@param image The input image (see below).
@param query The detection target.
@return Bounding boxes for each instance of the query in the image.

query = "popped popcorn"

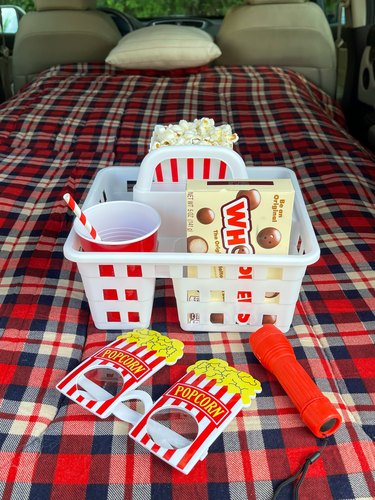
[150,117,239,150]
[117,328,184,365]
[187,358,261,405]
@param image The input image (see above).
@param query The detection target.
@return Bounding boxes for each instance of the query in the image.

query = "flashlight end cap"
[301,397,342,438]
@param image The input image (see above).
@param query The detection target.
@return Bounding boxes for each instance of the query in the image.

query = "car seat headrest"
[34,0,96,11]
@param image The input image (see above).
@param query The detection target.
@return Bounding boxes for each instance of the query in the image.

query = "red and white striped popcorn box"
[56,329,184,420]
[129,358,262,474]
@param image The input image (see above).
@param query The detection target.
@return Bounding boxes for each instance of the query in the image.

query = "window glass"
[0,7,19,33]
[97,0,243,17]
[5,1,33,13]
[324,0,342,24]
[5,0,342,22]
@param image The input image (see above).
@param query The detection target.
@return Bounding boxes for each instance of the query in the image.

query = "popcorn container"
[57,337,261,475]
[56,329,184,420]
[129,358,261,474]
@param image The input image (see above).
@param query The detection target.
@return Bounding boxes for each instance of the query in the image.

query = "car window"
[6,0,342,23]
[97,0,243,18]
[0,7,20,33]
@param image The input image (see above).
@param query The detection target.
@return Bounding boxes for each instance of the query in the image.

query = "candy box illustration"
[186,178,295,256]
[129,358,262,474]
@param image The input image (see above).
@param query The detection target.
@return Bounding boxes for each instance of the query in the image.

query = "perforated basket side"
[77,260,156,330]
[172,260,307,332]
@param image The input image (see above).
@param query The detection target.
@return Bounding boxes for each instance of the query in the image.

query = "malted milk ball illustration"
[196,207,215,224]
[257,227,281,249]
[236,189,261,210]
[187,236,209,253]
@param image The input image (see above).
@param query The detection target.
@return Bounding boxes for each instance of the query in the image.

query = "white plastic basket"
[64,146,320,332]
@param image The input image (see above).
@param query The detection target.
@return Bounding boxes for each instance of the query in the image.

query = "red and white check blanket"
[0,63,374,499]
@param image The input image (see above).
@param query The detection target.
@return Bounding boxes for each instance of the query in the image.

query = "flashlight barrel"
[250,325,342,438]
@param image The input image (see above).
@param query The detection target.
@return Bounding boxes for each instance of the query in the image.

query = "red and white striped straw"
[63,193,101,241]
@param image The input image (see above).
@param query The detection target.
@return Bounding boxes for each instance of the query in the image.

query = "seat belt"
[0,9,13,100]
[335,0,350,101]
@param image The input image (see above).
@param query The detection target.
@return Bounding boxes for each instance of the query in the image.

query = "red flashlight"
[249,324,342,438]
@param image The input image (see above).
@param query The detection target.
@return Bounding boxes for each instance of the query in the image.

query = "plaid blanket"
[0,63,374,500]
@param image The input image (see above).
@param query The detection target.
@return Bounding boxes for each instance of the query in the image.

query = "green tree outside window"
[3,0,342,20]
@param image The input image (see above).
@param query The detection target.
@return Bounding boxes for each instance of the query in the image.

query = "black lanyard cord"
[272,438,329,500]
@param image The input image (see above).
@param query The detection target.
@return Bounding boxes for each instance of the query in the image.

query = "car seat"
[215,0,337,96]
[12,0,121,92]
[357,25,375,149]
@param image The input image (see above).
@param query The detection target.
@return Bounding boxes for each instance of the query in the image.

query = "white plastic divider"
[133,146,248,241]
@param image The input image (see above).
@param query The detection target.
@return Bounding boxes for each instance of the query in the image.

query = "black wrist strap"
[272,438,329,500]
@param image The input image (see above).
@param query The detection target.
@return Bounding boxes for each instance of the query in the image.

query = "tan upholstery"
[13,0,121,92]
[216,0,337,96]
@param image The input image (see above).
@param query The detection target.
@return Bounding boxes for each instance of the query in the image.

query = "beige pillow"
[105,25,222,70]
